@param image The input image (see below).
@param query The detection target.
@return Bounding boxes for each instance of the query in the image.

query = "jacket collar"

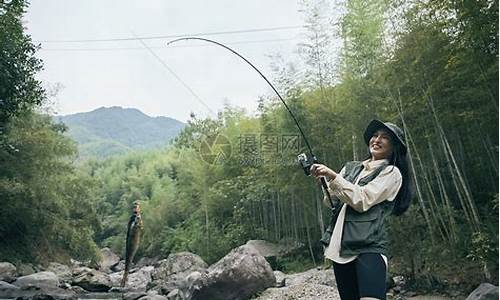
[362,158,389,171]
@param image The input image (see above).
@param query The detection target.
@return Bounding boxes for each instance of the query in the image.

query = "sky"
[25,1,308,122]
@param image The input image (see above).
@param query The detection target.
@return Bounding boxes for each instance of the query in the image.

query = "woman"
[310,120,414,300]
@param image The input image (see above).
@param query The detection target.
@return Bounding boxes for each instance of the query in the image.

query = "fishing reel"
[297,153,335,209]
[297,153,318,176]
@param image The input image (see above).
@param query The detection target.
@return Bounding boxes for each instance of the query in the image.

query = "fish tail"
[121,267,129,287]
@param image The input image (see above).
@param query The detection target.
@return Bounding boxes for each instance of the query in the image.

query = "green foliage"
[467,232,496,264]
[0,0,100,264]
[0,113,100,264]
[0,0,44,130]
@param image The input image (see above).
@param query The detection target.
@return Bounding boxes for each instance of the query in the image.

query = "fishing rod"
[166,37,334,207]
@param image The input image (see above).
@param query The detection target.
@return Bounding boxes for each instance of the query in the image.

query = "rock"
[393,275,405,286]
[152,252,208,281]
[71,269,112,292]
[185,271,203,288]
[406,291,417,297]
[466,283,499,300]
[123,291,148,300]
[68,285,86,294]
[166,288,183,300]
[189,245,275,300]
[109,266,154,292]
[47,263,72,282]
[69,259,85,268]
[138,293,168,300]
[149,252,208,294]
[0,285,76,300]
[99,248,121,273]
[82,292,121,299]
[71,267,92,277]
[60,282,71,289]
[406,296,451,300]
[0,262,17,282]
[137,256,162,268]
[273,271,286,287]
[111,260,125,272]
[17,263,36,276]
[253,282,340,300]
[0,280,19,291]
[13,271,59,288]
[109,286,126,293]
[245,240,283,269]
[285,267,335,287]
[245,240,282,258]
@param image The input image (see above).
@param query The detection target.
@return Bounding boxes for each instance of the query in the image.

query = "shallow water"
[78,292,123,300]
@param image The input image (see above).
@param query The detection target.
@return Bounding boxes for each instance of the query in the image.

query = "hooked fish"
[121,201,144,287]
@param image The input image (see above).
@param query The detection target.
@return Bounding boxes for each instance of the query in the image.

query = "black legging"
[332,253,387,300]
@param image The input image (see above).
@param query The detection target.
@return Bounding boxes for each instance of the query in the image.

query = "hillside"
[54,106,185,158]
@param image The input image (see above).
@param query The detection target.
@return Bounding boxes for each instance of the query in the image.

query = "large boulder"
[47,262,72,282]
[99,247,121,273]
[71,268,112,292]
[0,262,16,282]
[0,284,76,300]
[109,266,154,291]
[466,283,499,300]
[4,272,74,299]
[13,271,59,288]
[189,245,276,300]
[0,280,19,292]
[149,252,208,294]
[152,252,208,281]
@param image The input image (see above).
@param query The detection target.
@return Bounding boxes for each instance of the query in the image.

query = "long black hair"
[388,140,414,216]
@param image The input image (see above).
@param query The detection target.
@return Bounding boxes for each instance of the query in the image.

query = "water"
[77,292,123,300]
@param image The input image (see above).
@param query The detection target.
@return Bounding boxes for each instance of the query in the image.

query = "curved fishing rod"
[166,37,334,208]
[166,37,315,159]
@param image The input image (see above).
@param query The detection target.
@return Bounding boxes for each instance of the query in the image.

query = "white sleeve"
[322,166,346,208]
[328,166,402,212]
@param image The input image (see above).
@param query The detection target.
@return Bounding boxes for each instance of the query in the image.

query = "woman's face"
[369,129,394,160]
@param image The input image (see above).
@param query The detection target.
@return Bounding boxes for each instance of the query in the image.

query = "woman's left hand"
[310,164,337,179]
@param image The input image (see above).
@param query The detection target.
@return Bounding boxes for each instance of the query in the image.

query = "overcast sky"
[25,1,308,122]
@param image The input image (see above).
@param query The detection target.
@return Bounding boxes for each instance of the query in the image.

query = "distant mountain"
[54,106,185,159]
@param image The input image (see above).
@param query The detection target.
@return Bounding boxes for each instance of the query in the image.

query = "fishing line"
[166,37,315,158]
[166,37,335,209]
[134,34,216,116]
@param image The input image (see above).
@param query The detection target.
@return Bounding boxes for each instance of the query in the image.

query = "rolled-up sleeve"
[328,166,402,212]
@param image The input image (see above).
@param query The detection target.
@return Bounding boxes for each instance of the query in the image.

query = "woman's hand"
[310,164,337,180]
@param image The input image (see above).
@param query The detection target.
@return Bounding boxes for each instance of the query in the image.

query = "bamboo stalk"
[405,125,447,241]
[388,88,436,243]
[424,89,481,232]
[429,140,459,244]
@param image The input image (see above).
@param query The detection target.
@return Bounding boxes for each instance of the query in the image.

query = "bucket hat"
[363,120,407,154]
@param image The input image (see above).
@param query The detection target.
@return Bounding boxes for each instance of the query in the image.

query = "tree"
[0,0,45,135]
